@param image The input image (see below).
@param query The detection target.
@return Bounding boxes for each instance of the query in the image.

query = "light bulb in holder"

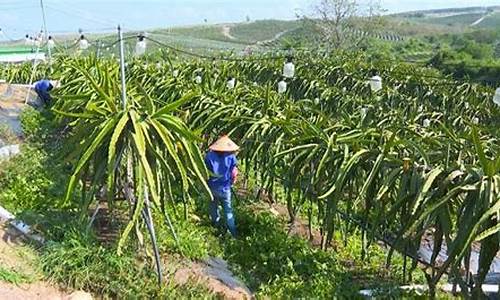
[283,56,295,79]
[227,77,236,89]
[79,35,89,50]
[369,75,382,92]
[135,35,146,56]
[47,36,55,49]
[278,78,287,94]
[360,107,368,119]
[195,75,202,84]
[494,87,500,106]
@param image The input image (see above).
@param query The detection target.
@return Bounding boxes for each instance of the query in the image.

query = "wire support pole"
[118,25,127,109]
[39,0,51,62]
[24,45,43,105]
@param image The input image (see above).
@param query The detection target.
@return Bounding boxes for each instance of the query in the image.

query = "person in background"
[33,79,60,106]
[204,135,239,237]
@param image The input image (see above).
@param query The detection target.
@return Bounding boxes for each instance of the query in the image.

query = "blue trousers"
[35,88,51,105]
[209,188,236,237]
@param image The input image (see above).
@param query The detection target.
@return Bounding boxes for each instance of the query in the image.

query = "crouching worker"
[205,135,239,237]
[33,79,60,106]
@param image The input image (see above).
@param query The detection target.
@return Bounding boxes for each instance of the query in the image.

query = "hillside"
[393,6,500,31]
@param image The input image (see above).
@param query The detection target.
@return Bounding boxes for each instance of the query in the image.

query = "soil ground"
[0,83,38,136]
[0,223,80,299]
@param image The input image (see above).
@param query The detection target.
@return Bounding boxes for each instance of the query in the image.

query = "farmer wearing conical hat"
[205,135,239,237]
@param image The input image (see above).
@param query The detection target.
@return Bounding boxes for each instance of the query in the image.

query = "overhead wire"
[43,4,118,32]
[2,27,495,89]
[144,36,289,62]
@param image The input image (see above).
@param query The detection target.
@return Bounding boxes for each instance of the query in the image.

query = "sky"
[0,0,499,39]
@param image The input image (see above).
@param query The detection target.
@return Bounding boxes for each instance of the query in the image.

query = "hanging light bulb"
[79,35,89,50]
[423,118,431,128]
[360,107,368,119]
[278,78,287,94]
[34,37,42,47]
[494,88,500,106]
[283,56,295,79]
[135,35,146,56]
[369,74,382,93]
[47,36,55,49]
[226,77,236,89]
[195,74,202,84]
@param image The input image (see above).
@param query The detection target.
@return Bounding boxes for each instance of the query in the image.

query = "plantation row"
[2,51,499,297]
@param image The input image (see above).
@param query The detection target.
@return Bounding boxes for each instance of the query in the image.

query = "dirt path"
[258,29,292,45]
[174,257,253,300]
[0,82,39,136]
[0,224,92,299]
[470,12,492,27]
[0,82,83,299]
[221,25,236,40]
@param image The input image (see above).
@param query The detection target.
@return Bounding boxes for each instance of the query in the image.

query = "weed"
[0,266,33,285]
[40,229,213,298]
[0,124,18,145]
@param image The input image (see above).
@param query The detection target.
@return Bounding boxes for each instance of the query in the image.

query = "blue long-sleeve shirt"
[205,150,237,192]
[34,80,53,103]
[34,80,51,93]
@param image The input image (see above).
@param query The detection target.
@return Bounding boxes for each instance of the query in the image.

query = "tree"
[302,0,386,49]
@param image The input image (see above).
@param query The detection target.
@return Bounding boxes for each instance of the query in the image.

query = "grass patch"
[188,189,428,298]
[0,266,34,285]
[230,20,299,43]
[0,105,435,298]
[0,124,18,145]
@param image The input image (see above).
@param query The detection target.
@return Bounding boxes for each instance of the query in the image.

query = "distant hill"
[2,6,499,55]
[392,6,500,30]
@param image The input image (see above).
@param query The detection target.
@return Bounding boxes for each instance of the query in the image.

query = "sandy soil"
[0,224,91,299]
[0,83,38,136]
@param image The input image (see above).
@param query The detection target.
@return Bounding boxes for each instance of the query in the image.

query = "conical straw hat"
[209,135,239,152]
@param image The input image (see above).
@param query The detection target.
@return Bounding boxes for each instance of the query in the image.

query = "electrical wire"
[1,27,495,89]
[144,36,289,62]
[43,4,116,29]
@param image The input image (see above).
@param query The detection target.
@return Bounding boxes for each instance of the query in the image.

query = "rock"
[203,257,252,296]
[0,144,20,160]
[65,291,93,300]
[190,214,202,222]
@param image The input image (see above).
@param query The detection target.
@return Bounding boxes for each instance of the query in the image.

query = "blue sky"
[0,0,499,39]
